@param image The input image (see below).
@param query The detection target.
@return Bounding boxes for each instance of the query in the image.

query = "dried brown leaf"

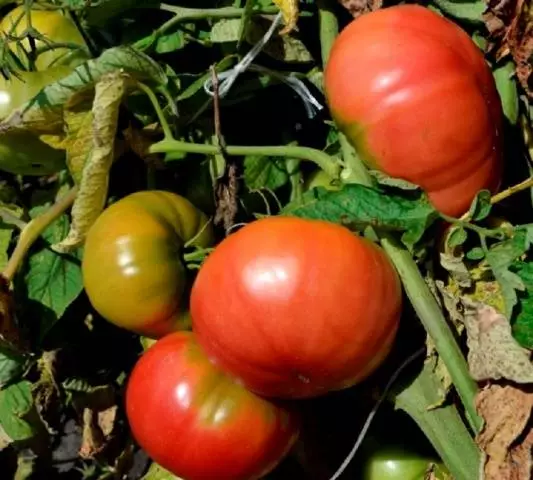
[464,302,533,383]
[475,383,533,480]
[338,0,383,18]
[484,0,533,96]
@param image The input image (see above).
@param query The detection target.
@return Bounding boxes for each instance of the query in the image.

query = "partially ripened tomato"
[324,5,503,217]
[190,216,402,399]
[82,191,214,338]
[125,331,300,480]
[1,6,89,70]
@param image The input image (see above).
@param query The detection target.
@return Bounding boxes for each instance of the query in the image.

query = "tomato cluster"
[78,4,501,478]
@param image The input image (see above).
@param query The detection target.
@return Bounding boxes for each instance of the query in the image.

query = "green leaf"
[155,31,189,54]
[431,0,486,24]
[24,209,83,340]
[485,230,529,318]
[0,380,40,444]
[468,189,492,221]
[282,185,439,249]
[447,226,468,248]
[511,262,533,349]
[244,156,290,190]
[466,246,485,260]
[141,462,182,480]
[0,347,26,389]
[493,60,519,125]
[210,19,241,43]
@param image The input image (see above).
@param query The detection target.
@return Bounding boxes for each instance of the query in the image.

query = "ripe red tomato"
[190,216,402,399]
[125,331,300,480]
[324,5,503,217]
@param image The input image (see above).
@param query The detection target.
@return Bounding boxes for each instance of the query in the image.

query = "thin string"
[328,347,426,480]
[203,12,323,119]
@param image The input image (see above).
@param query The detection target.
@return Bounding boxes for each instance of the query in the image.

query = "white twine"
[203,12,323,119]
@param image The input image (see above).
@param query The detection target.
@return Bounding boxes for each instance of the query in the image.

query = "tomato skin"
[324,5,503,217]
[82,191,214,338]
[190,216,402,399]
[362,445,450,480]
[125,331,300,480]
[1,6,89,70]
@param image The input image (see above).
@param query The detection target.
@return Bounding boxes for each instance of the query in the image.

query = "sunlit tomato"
[324,5,503,217]
[125,331,300,480]
[1,6,89,70]
[0,66,73,175]
[190,216,402,399]
[82,191,214,338]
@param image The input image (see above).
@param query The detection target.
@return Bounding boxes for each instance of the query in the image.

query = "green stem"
[150,139,342,179]
[3,186,78,282]
[137,82,173,140]
[316,0,483,435]
[134,5,280,50]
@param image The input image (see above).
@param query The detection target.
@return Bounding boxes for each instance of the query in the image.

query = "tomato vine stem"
[3,186,78,283]
[150,139,343,179]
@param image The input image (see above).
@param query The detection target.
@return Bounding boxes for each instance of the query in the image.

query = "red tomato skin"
[324,5,503,217]
[125,332,300,480]
[190,216,402,399]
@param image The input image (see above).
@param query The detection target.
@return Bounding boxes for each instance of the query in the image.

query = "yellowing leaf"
[464,302,533,383]
[273,0,299,34]
[52,73,130,253]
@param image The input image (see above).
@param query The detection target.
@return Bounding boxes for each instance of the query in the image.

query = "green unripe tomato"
[1,6,89,70]
[362,444,450,480]
[82,191,215,339]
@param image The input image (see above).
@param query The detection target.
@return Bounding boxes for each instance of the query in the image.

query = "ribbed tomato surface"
[324,5,503,217]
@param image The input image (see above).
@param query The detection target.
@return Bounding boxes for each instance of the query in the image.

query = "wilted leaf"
[52,72,128,253]
[32,351,61,434]
[439,252,472,288]
[0,46,167,137]
[71,384,118,459]
[282,184,439,249]
[24,208,83,339]
[337,0,383,18]
[246,17,313,63]
[484,0,533,97]
[475,383,533,480]
[273,0,299,34]
[464,302,533,382]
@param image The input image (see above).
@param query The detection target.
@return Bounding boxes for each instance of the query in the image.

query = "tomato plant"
[324,4,503,217]
[190,216,402,399]
[82,191,214,338]
[0,5,89,70]
[125,331,300,480]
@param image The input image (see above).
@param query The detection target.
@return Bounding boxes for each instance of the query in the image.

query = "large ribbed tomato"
[82,191,214,338]
[324,5,503,217]
[190,216,402,399]
[125,331,300,480]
